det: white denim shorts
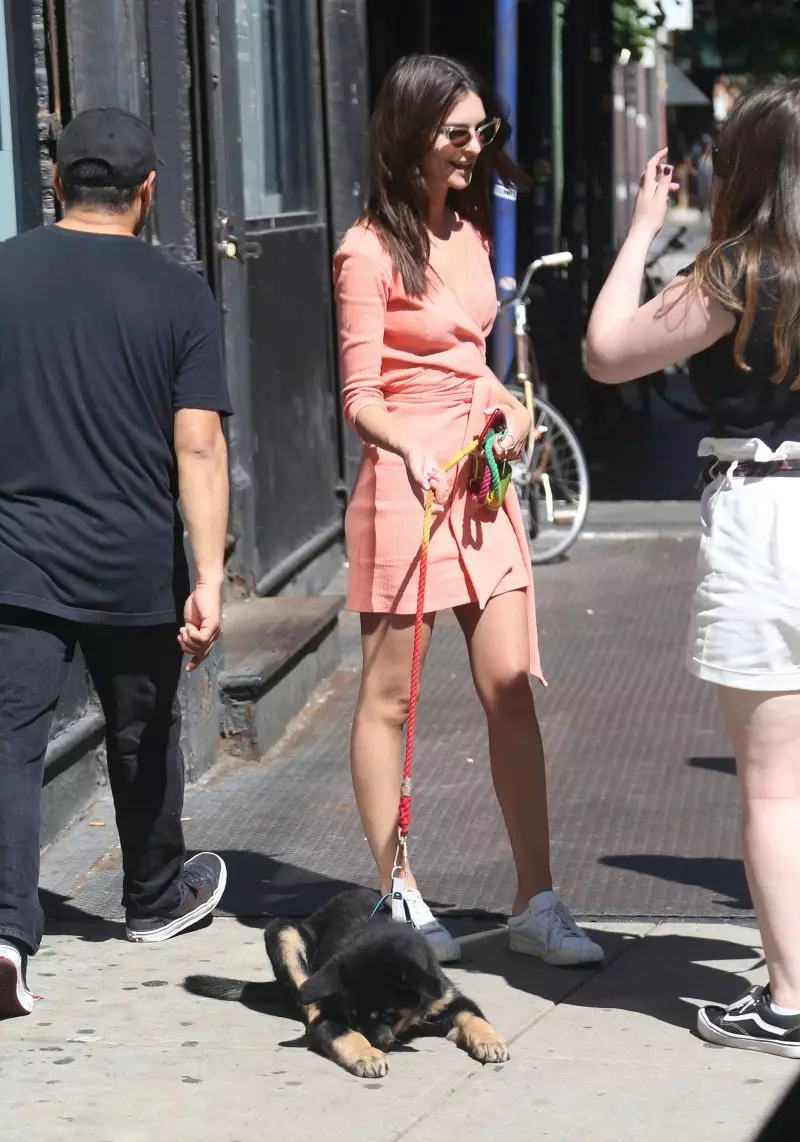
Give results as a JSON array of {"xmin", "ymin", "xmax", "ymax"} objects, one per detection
[{"xmin": 688, "ymin": 438, "xmax": 800, "ymax": 691}]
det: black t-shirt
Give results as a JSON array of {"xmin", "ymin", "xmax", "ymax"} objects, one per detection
[
  {"xmin": 0, "ymin": 226, "xmax": 232, "ymax": 625},
  {"xmin": 686, "ymin": 250, "xmax": 800, "ymax": 447}
]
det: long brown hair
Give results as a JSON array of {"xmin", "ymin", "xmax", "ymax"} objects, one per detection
[
  {"xmin": 362, "ymin": 54, "xmax": 520, "ymax": 296},
  {"xmin": 693, "ymin": 79, "xmax": 800, "ymax": 385}
]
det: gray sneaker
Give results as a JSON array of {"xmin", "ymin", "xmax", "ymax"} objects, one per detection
[
  {"xmin": 401, "ymin": 888, "xmax": 461, "ymax": 964},
  {"xmin": 126, "ymin": 852, "xmax": 227, "ymax": 943},
  {"xmin": 508, "ymin": 890, "xmax": 604, "ymax": 966},
  {"xmin": 0, "ymin": 939, "xmax": 34, "ymax": 1017}
]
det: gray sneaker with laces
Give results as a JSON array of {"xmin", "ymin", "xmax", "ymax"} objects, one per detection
[
  {"xmin": 126, "ymin": 852, "xmax": 227, "ymax": 943},
  {"xmin": 508, "ymin": 890, "xmax": 604, "ymax": 966}
]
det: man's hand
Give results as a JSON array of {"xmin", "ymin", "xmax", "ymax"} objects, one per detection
[
  {"xmin": 174, "ymin": 407, "xmax": 228, "ymax": 671},
  {"xmin": 179, "ymin": 582, "xmax": 223, "ymax": 671}
]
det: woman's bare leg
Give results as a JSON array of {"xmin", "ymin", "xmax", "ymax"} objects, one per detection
[
  {"xmin": 351, "ymin": 612, "xmax": 435, "ymax": 893},
  {"xmin": 454, "ymin": 590, "xmax": 552, "ymax": 913},
  {"xmin": 718, "ymin": 687, "xmax": 800, "ymax": 1008}
]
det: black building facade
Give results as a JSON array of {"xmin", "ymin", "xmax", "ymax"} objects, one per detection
[
  {"xmin": 3, "ymin": 0, "xmax": 626, "ymax": 842},
  {"xmin": 3, "ymin": 0, "xmax": 369, "ymax": 838}
]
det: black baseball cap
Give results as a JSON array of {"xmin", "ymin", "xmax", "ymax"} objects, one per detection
[{"xmin": 57, "ymin": 107, "xmax": 162, "ymax": 188}]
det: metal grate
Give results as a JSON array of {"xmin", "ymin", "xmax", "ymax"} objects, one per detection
[{"xmin": 41, "ymin": 536, "xmax": 749, "ymax": 925}]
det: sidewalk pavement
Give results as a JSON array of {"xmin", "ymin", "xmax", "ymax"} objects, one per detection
[
  {"xmin": 5, "ymin": 532, "xmax": 799, "ymax": 1139},
  {"xmin": 2, "ymin": 917, "xmax": 796, "ymax": 1141}
]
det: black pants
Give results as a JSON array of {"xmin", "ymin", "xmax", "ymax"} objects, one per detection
[{"xmin": 0, "ymin": 607, "xmax": 185, "ymax": 954}]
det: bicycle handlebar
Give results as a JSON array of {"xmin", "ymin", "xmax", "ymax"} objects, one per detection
[
  {"xmin": 539, "ymin": 252, "xmax": 574, "ymax": 269},
  {"xmin": 498, "ymin": 250, "xmax": 574, "ymax": 310}
]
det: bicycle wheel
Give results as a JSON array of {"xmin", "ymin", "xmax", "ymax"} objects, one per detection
[{"xmin": 506, "ymin": 388, "xmax": 590, "ymax": 564}]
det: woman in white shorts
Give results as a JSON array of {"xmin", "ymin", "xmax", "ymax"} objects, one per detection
[{"xmin": 586, "ymin": 79, "xmax": 800, "ymax": 1059}]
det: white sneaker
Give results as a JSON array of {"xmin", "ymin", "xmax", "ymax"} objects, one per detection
[
  {"xmin": 401, "ymin": 889, "xmax": 461, "ymax": 964},
  {"xmin": 508, "ymin": 891, "xmax": 604, "ymax": 966},
  {"xmin": 0, "ymin": 939, "xmax": 34, "ymax": 1017}
]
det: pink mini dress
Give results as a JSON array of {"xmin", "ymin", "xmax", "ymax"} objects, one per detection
[{"xmin": 334, "ymin": 221, "xmax": 542, "ymax": 681}]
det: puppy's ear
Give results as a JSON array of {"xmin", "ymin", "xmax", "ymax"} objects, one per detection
[
  {"xmin": 399, "ymin": 959, "xmax": 445, "ymax": 1003},
  {"xmin": 298, "ymin": 961, "xmax": 342, "ymax": 1005}
]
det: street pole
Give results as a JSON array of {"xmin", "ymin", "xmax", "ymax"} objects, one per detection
[
  {"xmin": 492, "ymin": 0, "xmax": 518, "ymax": 380},
  {"xmin": 552, "ymin": 0, "xmax": 565, "ymax": 250}
]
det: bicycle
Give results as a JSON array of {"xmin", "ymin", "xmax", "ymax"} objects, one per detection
[{"xmin": 498, "ymin": 252, "xmax": 590, "ymax": 564}]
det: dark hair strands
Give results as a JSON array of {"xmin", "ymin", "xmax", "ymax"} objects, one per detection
[
  {"xmin": 691, "ymin": 79, "xmax": 800, "ymax": 388},
  {"xmin": 62, "ymin": 160, "xmax": 140, "ymax": 215},
  {"xmin": 361, "ymin": 54, "xmax": 521, "ymax": 296}
]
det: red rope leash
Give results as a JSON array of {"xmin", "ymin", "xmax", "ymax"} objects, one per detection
[
  {"xmin": 397, "ymin": 439, "xmax": 482, "ymax": 852},
  {"xmin": 398, "ymin": 488, "xmax": 433, "ymax": 838}
]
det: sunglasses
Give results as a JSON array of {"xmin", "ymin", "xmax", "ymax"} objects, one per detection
[{"xmin": 438, "ymin": 116, "xmax": 503, "ymax": 149}]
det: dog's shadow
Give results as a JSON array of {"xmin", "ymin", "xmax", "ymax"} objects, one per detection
[
  {"xmin": 183, "ymin": 972, "xmax": 422, "ymax": 1053},
  {"xmin": 184, "ymin": 974, "xmax": 285, "ymax": 1014},
  {"xmin": 183, "ymin": 974, "xmax": 304, "ymax": 1049}
]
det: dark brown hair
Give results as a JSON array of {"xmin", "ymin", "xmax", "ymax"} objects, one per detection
[
  {"xmin": 362, "ymin": 54, "xmax": 520, "ymax": 296},
  {"xmin": 693, "ymin": 79, "xmax": 800, "ymax": 385}
]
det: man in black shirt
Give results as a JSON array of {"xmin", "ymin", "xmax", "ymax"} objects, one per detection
[{"xmin": 0, "ymin": 108, "xmax": 232, "ymax": 1017}]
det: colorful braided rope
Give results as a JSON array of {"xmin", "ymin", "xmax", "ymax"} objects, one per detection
[{"xmin": 474, "ymin": 429, "xmax": 503, "ymax": 506}]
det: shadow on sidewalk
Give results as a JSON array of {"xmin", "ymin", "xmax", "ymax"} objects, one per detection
[
  {"xmin": 454, "ymin": 923, "xmax": 761, "ymax": 1033},
  {"xmin": 41, "ymin": 847, "xmax": 759, "ymax": 1042},
  {"xmin": 42, "ymin": 890, "xmax": 124, "ymax": 942},
  {"xmin": 41, "ymin": 849, "xmax": 369, "ymax": 940},
  {"xmin": 688, "ymin": 755, "xmax": 736, "ymax": 776},
  {"xmin": 598, "ymin": 749, "xmax": 750, "ymax": 913},
  {"xmin": 214, "ymin": 849, "xmax": 367, "ymax": 922},
  {"xmin": 598, "ymin": 854, "xmax": 752, "ymax": 912},
  {"xmin": 753, "ymin": 1073, "xmax": 800, "ymax": 1142}
]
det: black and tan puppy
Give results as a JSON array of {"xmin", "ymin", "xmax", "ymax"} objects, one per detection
[{"xmin": 264, "ymin": 887, "xmax": 509, "ymax": 1078}]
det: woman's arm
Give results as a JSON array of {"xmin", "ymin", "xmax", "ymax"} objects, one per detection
[
  {"xmin": 586, "ymin": 150, "xmax": 734, "ymax": 384},
  {"xmin": 350, "ymin": 403, "xmax": 411, "ymax": 458},
  {"xmin": 486, "ymin": 371, "xmax": 529, "ymax": 420},
  {"xmin": 335, "ymin": 243, "xmax": 394, "ymax": 437},
  {"xmin": 335, "ymin": 237, "xmax": 446, "ymax": 501}
]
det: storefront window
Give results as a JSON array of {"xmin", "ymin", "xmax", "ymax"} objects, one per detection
[{"xmin": 235, "ymin": 0, "xmax": 317, "ymax": 221}]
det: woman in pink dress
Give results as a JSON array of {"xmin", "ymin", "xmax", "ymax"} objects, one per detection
[{"xmin": 334, "ymin": 54, "xmax": 601, "ymax": 966}]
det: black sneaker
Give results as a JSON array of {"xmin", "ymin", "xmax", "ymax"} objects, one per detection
[
  {"xmin": 697, "ymin": 984, "xmax": 800, "ymax": 1059},
  {"xmin": 0, "ymin": 938, "xmax": 34, "ymax": 1017},
  {"xmin": 126, "ymin": 852, "xmax": 227, "ymax": 943}
]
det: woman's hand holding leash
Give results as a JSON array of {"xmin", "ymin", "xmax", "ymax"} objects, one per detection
[{"xmin": 403, "ymin": 442, "xmax": 449, "ymax": 505}]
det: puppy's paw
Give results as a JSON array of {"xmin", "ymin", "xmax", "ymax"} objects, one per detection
[
  {"xmin": 450, "ymin": 1014, "xmax": 510, "ymax": 1065},
  {"xmin": 350, "ymin": 1047, "xmax": 389, "ymax": 1079},
  {"xmin": 468, "ymin": 1033, "xmax": 510, "ymax": 1064}
]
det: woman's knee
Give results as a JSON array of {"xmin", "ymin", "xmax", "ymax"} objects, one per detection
[
  {"xmin": 355, "ymin": 684, "xmax": 411, "ymax": 729},
  {"xmin": 476, "ymin": 664, "xmax": 533, "ymax": 717}
]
